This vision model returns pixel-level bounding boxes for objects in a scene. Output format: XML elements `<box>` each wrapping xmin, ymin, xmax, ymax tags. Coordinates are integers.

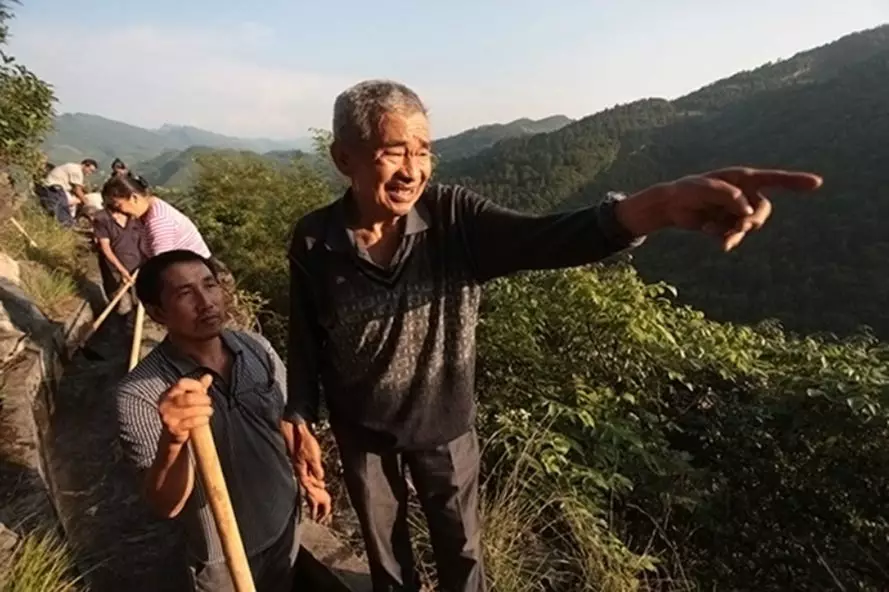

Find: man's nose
<box><xmin>401</xmin><ymin>154</ymin><xmax>420</xmax><ymax>180</ymax></box>
<box><xmin>195</xmin><ymin>288</ymin><xmax>215</xmax><ymax>310</ymax></box>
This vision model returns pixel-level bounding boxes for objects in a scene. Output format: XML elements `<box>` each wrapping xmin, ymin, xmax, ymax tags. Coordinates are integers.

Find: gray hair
<box><xmin>332</xmin><ymin>79</ymin><xmax>427</xmax><ymax>146</ymax></box>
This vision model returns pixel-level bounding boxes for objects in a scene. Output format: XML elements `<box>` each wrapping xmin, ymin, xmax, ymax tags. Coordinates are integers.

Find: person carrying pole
<box><xmin>91</xmin><ymin>204</ymin><xmax>149</xmax><ymax>325</ymax></box>
<box><xmin>115</xmin><ymin>250</ymin><xmax>330</xmax><ymax>592</ymax></box>
<box><xmin>101</xmin><ymin>174</ymin><xmax>238</xmax><ymax>303</ymax></box>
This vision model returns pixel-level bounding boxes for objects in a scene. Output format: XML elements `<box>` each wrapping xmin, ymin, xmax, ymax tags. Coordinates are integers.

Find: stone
<box><xmin>296</xmin><ymin>521</ymin><xmax>372</xmax><ymax>591</ymax></box>
<box><xmin>0</xmin><ymin>253</ymin><xmax>19</xmax><ymax>285</ymax></box>
<box><xmin>0</xmin><ymin>300</ymin><xmax>26</xmax><ymax>363</ymax></box>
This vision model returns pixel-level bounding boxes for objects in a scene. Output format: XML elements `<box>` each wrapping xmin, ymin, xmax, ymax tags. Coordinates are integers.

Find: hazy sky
<box><xmin>6</xmin><ymin>0</ymin><xmax>888</xmax><ymax>139</ymax></box>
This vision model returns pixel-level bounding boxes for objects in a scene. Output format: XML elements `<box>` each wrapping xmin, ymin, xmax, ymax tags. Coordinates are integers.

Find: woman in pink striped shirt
<box><xmin>101</xmin><ymin>174</ymin><xmax>212</xmax><ymax>260</ymax></box>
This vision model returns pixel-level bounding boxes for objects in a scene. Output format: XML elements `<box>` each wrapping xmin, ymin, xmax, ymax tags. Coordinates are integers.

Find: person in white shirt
<box><xmin>38</xmin><ymin>159</ymin><xmax>98</xmax><ymax>225</ymax></box>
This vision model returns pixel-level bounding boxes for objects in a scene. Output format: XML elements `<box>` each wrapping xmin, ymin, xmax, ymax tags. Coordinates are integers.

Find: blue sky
<box><xmin>6</xmin><ymin>0</ymin><xmax>888</xmax><ymax>139</ymax></box>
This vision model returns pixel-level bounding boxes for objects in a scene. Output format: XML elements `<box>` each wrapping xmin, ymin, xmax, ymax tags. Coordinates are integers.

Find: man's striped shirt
<box><xmin>143</xmin><ymin>198</ymin><xmax>212</xmax><ymax>259</ymax></box>
<box><xmin>116</xmin><ymin>330</ymin><xmax>298</xmax><ymax>565</ymax></box>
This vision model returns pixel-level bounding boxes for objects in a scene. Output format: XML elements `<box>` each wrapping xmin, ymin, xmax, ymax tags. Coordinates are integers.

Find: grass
<box><xmin>0</xmin><ymin>201</ymin><xmax>82</xmax><ymax>273</ymax></box>
<box><xmin>0</xmin><ymin>198</ymin><xmax>90</xmax><ymax>321</ymax></box>
<box><xmin>401</xmin><ymin>430</ymin><xmax>670</xmax><ymax>592</ymax></box>
<box><xmin>18</xmin><ymin>263</ymin><xmax>77</xmax><ymax>320</ymax></box>
<box><xmin>0</xmin><ymin>528</ymin><xmax>83</xmax><ymax>592</ymax></box>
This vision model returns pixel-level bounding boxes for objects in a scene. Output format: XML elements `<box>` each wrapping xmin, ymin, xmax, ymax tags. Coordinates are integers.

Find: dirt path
<box><xmin>45</xmin><ymin>312</ymin><xmax>192</xmax><ymax>591</ymax></box>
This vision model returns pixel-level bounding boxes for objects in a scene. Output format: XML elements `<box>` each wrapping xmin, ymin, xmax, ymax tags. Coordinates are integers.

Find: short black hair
<box><xmin>101</xmin><ymin>172</ymin><xmax>150</xmax><ymax>200</ymax></box>
<box><xmin>135</xmin><ymin>250</ymin><xmax>217</xmax><ymax>307</ymax></box>
<box><xmin>111</xmin><ymin>158</ymin><xmax>127</xmax><ymax>170</ymax></box>
<box><xmin>81</xmin><ymin>158</ymin><xmax>99</xmax><ymax>168</ymax></box>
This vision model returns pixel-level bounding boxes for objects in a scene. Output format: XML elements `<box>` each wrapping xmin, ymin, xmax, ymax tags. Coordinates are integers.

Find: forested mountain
<box><xmin>135</xmin><ymin>146</ymin><xmax>318</xmax><ymax>188</ymax></box>
<box><xmin>438</xmin><ymin>25</ymin><xmax>889</xmax><ymax>338</ymax></box>
<box><xmin>43</xmin><ymin>113</ymin><xmax>312</xmax><ymax>169</ymax></box>
<box><xmin>433</xmin><ymin>114</ymin><xmax>572</xmax><ymax>161</ymax></box>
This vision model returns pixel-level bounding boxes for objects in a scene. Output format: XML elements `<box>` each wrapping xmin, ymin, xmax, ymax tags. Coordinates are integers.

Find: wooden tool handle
<box><xmin>190</xmin><ymin>425</ymin><xmax>256</xmax><ymax>592</ymax></box>
<box><xmin>127</xmin><ymin>301</ymin><xmax>145</xmax><ymax>370</ymax></box>
<box><xmin>89</xmin><ymin>270</ymin><xmax>139</xmax><ymax>333</ymax></box>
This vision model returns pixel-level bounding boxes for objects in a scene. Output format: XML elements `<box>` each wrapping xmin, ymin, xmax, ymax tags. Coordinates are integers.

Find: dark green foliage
<box><xmin>437</xmin><ymin>25</ymin><xmax>889</xmax><ymax>339</ymax></box>
<box><xmin>479</xmin><ymin>264</ymin><xmax>889</xmax><ymax>590</ymax></box>
<box><xmin>182</xmin><ymin>152</ymin><xmax>332</xmax><ymax>346</ymax></box>
<box><xmin>0</xmin><ymin>0</ymin><xmax>55</xmax><ymax>176</ymax></box>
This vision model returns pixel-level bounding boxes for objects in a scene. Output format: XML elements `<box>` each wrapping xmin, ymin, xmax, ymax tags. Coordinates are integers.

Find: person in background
<box><xmin>37</xmin><ymin>158</ymin><xmax>98</xmax><ymax>226</ymax></box>
<box><xmin>101</xmin><ymin>174</ymin><xmax>212</xmax><ymax>260</ymax></box>
<box><xmin>116</xmin><ymin>250</ymin><xmax>330</xmax><ymax>592</ymax></box>
<box><xmin>111</xmin><ymin>158</ymin><xmax>129</xmax><ymax>178</ymax></box>
<box><xmin>92</xmin><ymin>203</ymin><xmax>148</xmax><ymax>320</ymax></box>
<box><xmin>101</xmin><ymin>173</ymin><xmax>238</xmax><ymax>317</ymax></box>
<box><xmin>286</xmin><ymin>79</ymin><xmax>824</xmax><ymax>592</ymax></box>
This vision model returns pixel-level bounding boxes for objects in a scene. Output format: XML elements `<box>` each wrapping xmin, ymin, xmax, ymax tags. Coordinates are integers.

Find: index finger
<box><xmin>709</xmin><ymin>167</ymin><xmax>823</xmax><ymax>192</ymax></box>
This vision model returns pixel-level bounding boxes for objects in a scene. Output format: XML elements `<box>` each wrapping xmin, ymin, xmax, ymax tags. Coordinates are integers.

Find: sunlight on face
<box><xmin>349</xmin><ymin>110</ymin><xmax>433</xmax><ymax>220</ymax></box>
<box><xmin>154</xmin><ymin>261</ymin><xmax>226</xmax><ymax>340</ymax></box>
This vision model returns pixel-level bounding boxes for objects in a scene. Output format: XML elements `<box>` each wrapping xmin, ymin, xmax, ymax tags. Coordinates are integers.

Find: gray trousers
<box><xmin>189</xmin><ymin>512</ymin><xmax>300</xmax><ymax>592</ymax></box>
<box><xmin>335</xmin><ymin>429</ymin><xmax>486</xmax><ymax>592</ymax></box>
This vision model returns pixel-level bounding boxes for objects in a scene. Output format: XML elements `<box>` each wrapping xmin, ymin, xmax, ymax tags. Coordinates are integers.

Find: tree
<box><xmin>0</xmin><ymin>1</ymin><xmax>55</xmax><ymax>176</ymax></box>
<box><xmin>183</xmin><ymin>152</ymin><xmax>332</xmax><ymax>348</ymax></box>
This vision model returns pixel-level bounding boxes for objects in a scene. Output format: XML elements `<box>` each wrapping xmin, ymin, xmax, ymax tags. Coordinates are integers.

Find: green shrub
<box><xmin>0</xmin><ymin>1</ymin><xmax>55</xmax><ymax>177</ymax></box>
<box><xmin>182</xmin><ymin>152</ymin><xmax>332</xmax><ymax>348</ymax></box>
<box><xmin>477</xmin><ymin>265</ymin><xmax>889</xmax><ymax>590</ymax></box>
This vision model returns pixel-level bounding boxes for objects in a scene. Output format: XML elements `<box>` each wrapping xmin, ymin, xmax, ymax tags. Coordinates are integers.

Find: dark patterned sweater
<box><xmin>286</xmin><ymin>184</ymin><xmax>643</xmax><ymax>450</ymax></box>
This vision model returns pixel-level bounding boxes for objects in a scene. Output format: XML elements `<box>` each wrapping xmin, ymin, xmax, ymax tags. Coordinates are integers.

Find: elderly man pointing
<box><xmin>286</xmin><ymin>79</ymin><xmax>822</xmax><ymax>592</ymax></box>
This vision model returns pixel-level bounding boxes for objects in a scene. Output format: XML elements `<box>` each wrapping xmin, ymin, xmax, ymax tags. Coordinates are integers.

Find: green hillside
<box><xmin>133</xmin><ymin>145</ymin><xmax>342</xmax><ymax>191</ymax></box>
<box><xmin>433</xmin><ymin>114</ymin><xmax>572</xmax><ymax>161</ymax></box>
<box><xmin>439</xmin><ymin>25</ymin><xmax>889</xmax><ymax>339</ymax></box>
<box><xmin>42</xmin><ymin>113</ymin><xmax>312</xmax><ymax>170</ymax></box>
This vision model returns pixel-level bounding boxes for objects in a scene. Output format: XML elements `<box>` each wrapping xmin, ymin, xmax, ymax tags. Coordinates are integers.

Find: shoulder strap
<box><xmin>235</xmin><ymin>332</ymin><xmax>275</xmax><ymax>388</ymax></box>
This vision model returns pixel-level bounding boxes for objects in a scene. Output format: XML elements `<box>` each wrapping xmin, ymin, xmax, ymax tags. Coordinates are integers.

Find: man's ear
<box><xmin>329</xmin><ymin>140</ymin><xmax>352</xmax><ymax>177</ymax></box>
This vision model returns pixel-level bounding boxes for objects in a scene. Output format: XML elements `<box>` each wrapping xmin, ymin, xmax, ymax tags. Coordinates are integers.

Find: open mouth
<box><xmin>386</xmin><ymin>186</ymin><xmax>416</xmax><ymax>203</ymax></box>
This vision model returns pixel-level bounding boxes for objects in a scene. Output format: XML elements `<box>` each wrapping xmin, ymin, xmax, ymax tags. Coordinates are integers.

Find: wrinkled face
<box><xmin>334</xmin><ymin>110</ymin><xmax>432</xmax><ymax>220</ymax></box>
<box><xmin>149</xmin><ymin>261</ymin><xmax>226</xmax><ymax>341</ymax></box>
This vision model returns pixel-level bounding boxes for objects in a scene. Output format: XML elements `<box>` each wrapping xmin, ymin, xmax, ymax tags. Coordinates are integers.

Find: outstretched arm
<box><xmin>615</xmin><ymin>167</ymin><xmax>823</xmax><ymax>251</ymax></box>
<box><xmin>457</xmin><ymin>167</ymin><xmax>822</xmax><ymax>282</ymax></box>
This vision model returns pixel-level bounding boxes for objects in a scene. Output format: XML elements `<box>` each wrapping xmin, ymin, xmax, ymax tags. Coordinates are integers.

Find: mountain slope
<box><xmin>434</xmin><ymin>115</ymin><xmax>572</xmax><ymax>162</ymax></box>
<box><xmin>135</xmin><ymin>146</ymin><xmax>325</xmax><ymax>188</ymax></box>
<box><xmin>438</xmin><ymin>24</ymin><xmax>889</xmax><ymax>338</ymax></box>
<box><xmin>43</xmin><ymin>113</ymin><xmax>312</xmax><ymax>170</ymax></box>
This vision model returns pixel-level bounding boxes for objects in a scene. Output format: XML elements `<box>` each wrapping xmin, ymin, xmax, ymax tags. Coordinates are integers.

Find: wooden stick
<box><xmin>9</xmin><ymin>217</ymin><xmax>38</xmax><ymax>248</ymax></box>
<box><xmin>78</xmin><ymin>271</ymin><xmax>139</xmax><ymax>347</ymax></box>
<box><xmin>128</xmin><ymin>301</ymin><xmax>145</xmax><ymax>371</ymax></box>
<box><xmin>190</xmin><ymin>425</ymin><xmax>256</xmax><ymax>592</ymax></box>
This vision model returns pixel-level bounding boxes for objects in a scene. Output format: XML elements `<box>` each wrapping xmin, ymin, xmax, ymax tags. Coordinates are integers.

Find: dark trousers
<box><xmin>188</xmin><ymin>511</ymin><xmax>301</xmax><ymax>592</ymax></box>
<box><xmin>36</xmin><ymin>185</ymin><xmax>74</xmax><ymax>227</ymax></box>
<box><xmin>335</xmin><ymin>428</ymin><xmax>486</xmax><ymax>592</ymax></box>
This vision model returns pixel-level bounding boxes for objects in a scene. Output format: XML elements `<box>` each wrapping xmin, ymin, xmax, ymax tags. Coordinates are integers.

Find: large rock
<box><xmin>0</xmin><ymin>253</ymin><xmax>19</xmax><ymax>285</ymax></box>
<box><xmin>0</xmin><ymin>300</ymin><xmax>26</xmax><ymax>363</ymax></box>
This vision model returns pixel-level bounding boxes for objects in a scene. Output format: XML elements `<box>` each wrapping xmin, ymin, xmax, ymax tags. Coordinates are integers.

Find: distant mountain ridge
<box><xmin>437</xmin><ymin>24</ymin><xmax>889</xmax><ymax>338</ymax></box>
<box><xmin>43</xmin><ymin>111</ymin><xmax>572</xmax><ymax>184</ymax></box>
<box><xmin>42</xmin><ymin>113</ymin><xmax>314</xmax><ymax>171</ymax></box>
<box><xmin>433</xmin><ymin>115</ymin><xmax>573</xmax><ymax>161</ymax></box>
